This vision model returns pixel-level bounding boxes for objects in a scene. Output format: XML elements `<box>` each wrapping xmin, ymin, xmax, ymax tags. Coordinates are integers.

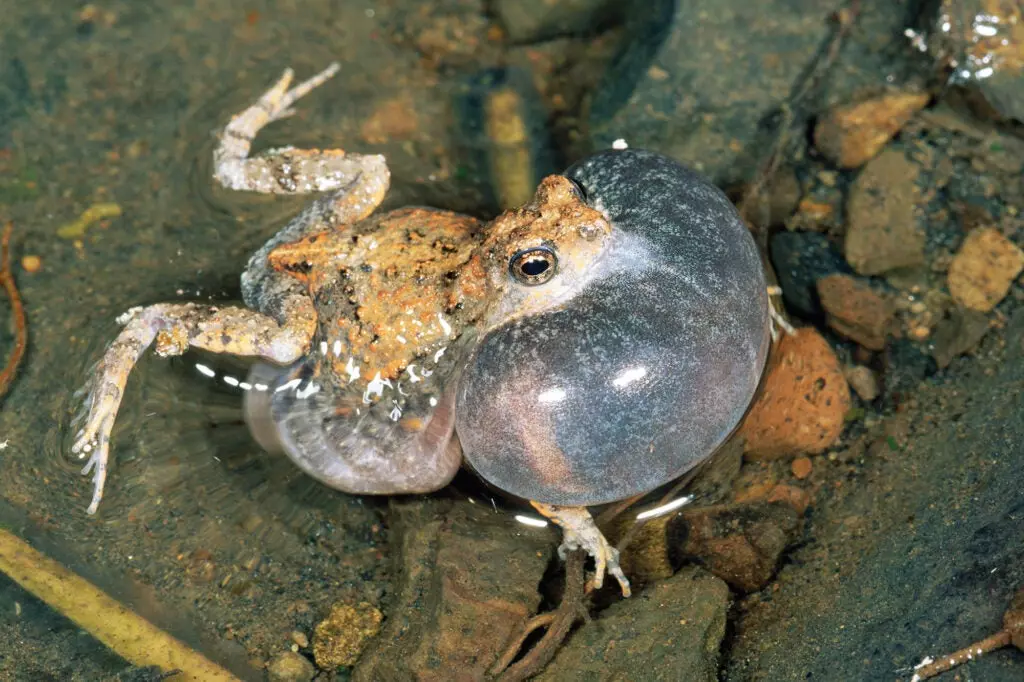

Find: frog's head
<box><xmin>454</xmin><ymin>149</ymin><xmax>772</xmax><ymax>507</ymax></box>
<box><xmin>469</xmin><ymin>174</ymin><xmax>613</xmax><ymax>326</ymax></box>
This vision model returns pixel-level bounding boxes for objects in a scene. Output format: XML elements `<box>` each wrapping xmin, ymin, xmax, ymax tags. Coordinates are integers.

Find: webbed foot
<box><xmin>531</xmin><ymin>501</ymin><xmax>631</xmax><ymax>597</ymax></box>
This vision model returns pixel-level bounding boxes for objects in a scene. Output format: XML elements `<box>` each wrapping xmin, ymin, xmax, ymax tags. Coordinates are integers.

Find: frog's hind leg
<box><xmin>71</xmin><ymin>299</ymin><xmax>316</xmax><ymax>514</ymax></box>
<box><xmin>212</xmin><ymin>63</ymin><xmax>390</xmax><ymax>215</ymax></box>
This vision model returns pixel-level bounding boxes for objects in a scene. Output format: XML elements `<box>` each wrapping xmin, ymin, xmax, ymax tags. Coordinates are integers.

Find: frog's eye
<box><xmin>509</xmin><ymin>246</ymin><xmax>557</xmax><ymax>286</ymax></box>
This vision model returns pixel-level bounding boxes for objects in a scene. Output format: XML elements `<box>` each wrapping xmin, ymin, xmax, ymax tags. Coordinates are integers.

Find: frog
<box><xmin>71</xmin><ymin>64</ymin><xmax>773</xmax><ymax>598</ymax></box>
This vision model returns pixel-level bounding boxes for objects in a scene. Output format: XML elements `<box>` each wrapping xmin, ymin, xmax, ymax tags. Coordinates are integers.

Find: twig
<box><xmin>0</xmin><ymin>220</ymin><xmax>27</xmax><ymax>402</ymax></box>
<box><xmin>490</xmin><ymin>550</ymin><xmax>588</xmax><ymax>682</ymax></box>
<box><xmin>738</xmin><ymin>0</ymin><xmax>861</xmax><ymax>235</ymax></box>
<box><xmin>910</xmin><ymin>630</ymin><xmax>1011</xmax><ymax>680</ymax></box>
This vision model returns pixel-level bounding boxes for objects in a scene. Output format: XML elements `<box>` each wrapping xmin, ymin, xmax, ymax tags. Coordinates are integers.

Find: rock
<box><xmin>845</xmin><ymin>148</ymin><xmax>926</xmax><ymax>275</ymax></box>
<box><xmin>619</xmin><ymin>499</ymin><xmax>801</xmax><ymax>592</ymax></box>
<box><xmin>881</xmin><ymin>339</ymin><xmax>937</xmax><ymax>401</ymax></box>
<box><xmin>844</xmin><ymin>365</ymin><xmax>881</xmax><ymax>401</ymax></box>
<box><xmin>929</xmin><ymin>306</ymin><xmax>991</xmax><ymax>369</ymax></box>
<box><xmin>930</xmin><ymin>0</ymin><xmax>1024</xmax><ymax>122</ymax></box>
<box><xmin>740</xmin><ymin>328</ymin><xmax>851</xmax><ymax>460</ymax></box>
<box><xmin>791</xmin><ymin>457</ymin><xmax>813</xmax><ymax>480</ymax></box>
<box><xmin>493</xmin><ymin>0</ymin><xmax>618</xmax><ymax>43</ymax></box>
<box><xmin>353</xmin><ymin>499</ymin><xmax>553</xmax><ymax>682</ymax></box>
<box><xmin>769</xmin><ymin>231</ymin><xmax>851</xmax><ymax>319</ymax></box>
<box><xmin>816</xmin><ymin>274</ymin><xmax>896</xmax><ymax>351</ymax></box>
<box><xmin>947</xmin><ymin>227</ymin><xmax>1024</xmax><ymax>312</ymax></box>
<box><xmin>267</xmin><ymin>651</ymin><xmax>315</xmax><ymax>682</ymax></box>
<box><xmin>813</xmin><ymin>91</ymin><xmax>929</xmax><ymax>168</ymax></box>
<box><xmin>588</xmin><ymin>0</ymin><xmax>929</xmax><ymax>186</ymax></box>
<box><xmin>313</xmin><ymin>602</ymin><xmax>383</xmax><ymax>670</ymax></box>
<box><xmin>537</xmin><ymin>566</ymin><xmax>729</xmax><ymax>682</ymax></box>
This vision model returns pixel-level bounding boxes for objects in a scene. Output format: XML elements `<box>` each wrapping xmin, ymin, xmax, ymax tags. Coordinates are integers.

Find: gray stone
<box><xmin>538</xmin><ymin>566</ymin><xmax>729</xmax><ymax>682</ymax></box>
<box><xmin>770</xmin><ymin>231</ymin><xmax>852</xmax><ymax>320</ymax></box>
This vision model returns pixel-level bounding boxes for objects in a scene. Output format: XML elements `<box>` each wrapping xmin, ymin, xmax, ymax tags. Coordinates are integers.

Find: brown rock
<box><xmin>845</xmin><ymin>149</ymin><xmax>925</xmax><ymax>275</ymax></box>
<box><xmin>354</xmin><ymin>499</ymin><xmax>554</xmax><ymax>682</ymax></box>
<box><xmin>765</xmin><ymin>484</ymin><xmax>812</xmax><ymax>515</ymax></box>
<box><xmin>817</xmin><ymin>274</ymin><xmax>896</xmax><ymax>350</ymax></box>
<box><xmin>313</xmin><ymin>602</ymin><xmax>383</xmax><ymax>669</ymax></box>
<box><xmin>538</xmin><ymin>567</ymin><xmax>728</xmax><ymax>682</ymax></box>
<box><xmin>814</xmin><ymin>91</ymin><xmax>929</xmax><ymax>168</ymax></box>
<box><xmin>267</xmin><ymin>651</ymin><xmax>315</xmax><ymax>682</ymax></box>
<box><xmin>844</xmin><ymin>365</ymin><xmax>880</xmax><ymax>401</ymax></box>
<box><xmin>740</xmin><ymin>328</ymin><xmax>851</xmax><ymax>461</ymax></box>
<box><xmin>791</xmin><ymin>457</ymin><xmax>812</xmax><ymax>480</ymax></box>
<box><xmin>947</xmin><ymin>227</ymin><xmax>1024</xmax><ymax>312</ymax></box>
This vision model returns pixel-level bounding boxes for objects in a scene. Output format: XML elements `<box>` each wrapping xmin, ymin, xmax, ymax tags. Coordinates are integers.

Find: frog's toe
<box><xmin>74</xmin><ymin>433</ymin><xmax>110</xmax><ymax>515</ymax></box>
<box><xmin>259</xmin><ymin>63</ymin><xmax>340</xmax><ymax>123</ymax></box>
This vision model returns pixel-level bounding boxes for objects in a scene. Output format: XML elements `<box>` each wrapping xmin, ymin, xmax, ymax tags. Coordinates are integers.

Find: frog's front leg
<box><xmin>530</xmin><ymin>501</ymin><xmax>632</xmax><ymax>597</ymax></box>
<box><xmin>71</xmin><ymin>298</ymin><xmax>316</xmax><ymax>514</ymax></box>
<box><xmin>212</xmin><ymin>63</ymin><xmax>389</xmax><ymax>209</ymax></box>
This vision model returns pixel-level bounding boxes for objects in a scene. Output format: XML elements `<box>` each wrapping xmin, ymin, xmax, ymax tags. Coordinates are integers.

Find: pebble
<box><xmin>791</xmin><ymin>457</ymin><xmax>813</xmax><ymax>479</ymax></box>
<box><xmin>312</xmin><ymin>602</ymin><xmax>383</xmax><ymax>669</ymax></box>
<box><xmin>267</xmin><ymin>651</ymin><xmax>315</xmax><ymax>682</ymax></box>
<box><xmin>816</xmin><ymin>274</ymin><xmax>896</xmax><ymax>351</ymax></box>
<box><xmin>947</xmin><ymin>227</ymin><xmax>1024</xmax><ymax>312</ymax></box>
<box><xmin>929</xmin><ymin>307</ymin><xmax>991</xmax><ymax>369</ymax></box>
<box><xmin>20</xmin><ymin>255</ymin><xmax>41</xmax><ymax>273</ymax></box>
<box><xmin>813</xmin><ymin>91</ymin><xmax>929</xmax><ymax>168</ymax></box>
<box><xmin>740</xmin><ymin>328</ymin><xmax>851</xmax><ymax>461</ymax></box>
<box><xmin>844</xmin><ymin>149</ymin><xmax>925</xmax><ymax>275</ymax></box>
<box><xmin>844</xmin><ymin>365</ymin><xmax>881</xmax><ymax>401</ymax></box>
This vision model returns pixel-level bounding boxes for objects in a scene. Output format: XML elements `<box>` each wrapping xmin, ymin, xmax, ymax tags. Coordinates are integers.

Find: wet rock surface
<box><xmin>947</xmin><ymin>227</ymin><xmax>1024</xmax><ymax>312</ymax></box>
<box><xmin>724</xmin><ymin>310</ymin><xmax>1024</xmax><ymax>681</ymax></box>
<box><xmin>537</xmin><ymin>567</ymin><xmax>729</xmax><ymax>682</ymax></box>
<box><xmin>354</xmin><ymin>498</ymin><xmax>554</xmax><ymax>681</ymax></box>
<box><xmin>587</xmin><ymin>0</ymin><xmax>929</xmax><ymax>185</ymax></box>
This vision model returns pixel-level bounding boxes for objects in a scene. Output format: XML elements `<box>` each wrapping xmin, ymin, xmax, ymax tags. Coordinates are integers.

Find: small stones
<box><xmin>267</xmin><ymin>651</ymin><xmax>315</xmax><ymax>682</ymax></box>
<box><xmin>929</xmin><ymin>307</ymin><xmax>991</xmax><ymax>369</ymax></box>
<box><xmin>844</xmin><ymin>148</ymin><xmax>925</xmax><ymax>275</ymax></box>
<box><xmin>844</xmin><ymin>365</ymin><xmax>880</xmax><ymax>401</ymax></box>
<box><xmin>312</xmin><ymin>602</ymin><xmax>383</xmax><ymax>670</ymax></box>
<box><xmin>740</xmin><ymin>328</ymin><xmax>850</xmax><ymax>461</ymax></box>
<box><xmin>814</xmin><ymin>91</ymin><xmax>929</xmax><ymax>168</ymax></box>
<box><xmin>816</xmin><ymin>274</ymin><xmax>896</xmax><ymax>351</ymax></box>
<box><xmin>947</xmin><ymin>227</ymin><xmax>1024</xmax><ymax>312</ymax></box>
<box><xmin>791</xmin><ymin>457</ymin><xmax>813</xmax><ymax>479</ymax></box>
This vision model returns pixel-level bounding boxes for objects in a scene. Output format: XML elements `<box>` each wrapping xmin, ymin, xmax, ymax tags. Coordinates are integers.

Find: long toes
<box><xmin>611</xmin><ymin>571</ymin><xmax>632</xmax><ymax>598</ymax></box>
<box><xmin>281</xmin><ymin>62</ymin><xmax>340</xmax><ymax>108</ymax></box>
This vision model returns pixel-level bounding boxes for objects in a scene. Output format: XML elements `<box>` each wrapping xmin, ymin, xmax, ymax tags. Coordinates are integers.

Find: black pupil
<box><xmin>520</xmin><ymin>257</ymin><xmax>550</xmax><ymax>276</ymax></box>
